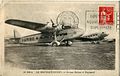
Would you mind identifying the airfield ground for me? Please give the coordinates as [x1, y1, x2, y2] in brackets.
[5, 42, 115, 70]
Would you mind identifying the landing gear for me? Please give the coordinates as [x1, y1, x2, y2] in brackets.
[51, 41, 60, 47]
[65, 41, 73, 46]
[51, 32, 61, 47]
[91, 41, 94, 44]
[96, 41, 100, 44]
[51, 31, 73, 46]
[91, 41, 100, 44]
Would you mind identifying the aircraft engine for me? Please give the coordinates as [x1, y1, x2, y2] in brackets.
[55, 24, 64, 31]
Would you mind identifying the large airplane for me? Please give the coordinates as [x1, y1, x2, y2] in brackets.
[5, 19, 85, 46]
[5, 12, 108, 46]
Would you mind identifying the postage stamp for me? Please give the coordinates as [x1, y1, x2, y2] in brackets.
[99, 6, 114, 25]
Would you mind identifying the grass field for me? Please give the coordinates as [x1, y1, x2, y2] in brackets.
[5, 42, 115, 70]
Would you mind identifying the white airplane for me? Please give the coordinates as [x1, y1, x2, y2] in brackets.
[5, 19, 85, 46]
[76, 32, 109, 44]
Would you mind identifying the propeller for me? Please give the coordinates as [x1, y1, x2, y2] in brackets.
[50, 19, 56, 27]
[50, 19, 65, 29]
[50, 19, 71, 30]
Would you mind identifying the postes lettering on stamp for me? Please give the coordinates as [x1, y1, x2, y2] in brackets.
[99, 6, 114, 25]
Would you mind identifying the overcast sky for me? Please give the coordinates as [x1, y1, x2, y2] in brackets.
[3, 1, 119, 38]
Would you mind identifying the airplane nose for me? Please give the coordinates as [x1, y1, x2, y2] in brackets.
[101, 32, 109, 36]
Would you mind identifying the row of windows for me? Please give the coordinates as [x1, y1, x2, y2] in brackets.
[21, 33, 68, 42]
[57, 33, 67, 36]
[21, 36, 39, 42]
[85, 34, 98, 38]
[21, 35, 53, 42]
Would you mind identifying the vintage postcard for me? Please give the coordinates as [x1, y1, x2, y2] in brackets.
[0, 1, 119, 76]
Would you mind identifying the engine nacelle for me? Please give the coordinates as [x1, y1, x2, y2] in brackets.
[54, 24, 72, 31]
[54, 24, 64, 31]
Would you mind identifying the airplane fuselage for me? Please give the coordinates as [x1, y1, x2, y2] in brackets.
[19, 28, 84, 45]
[76, 32, 108, 42]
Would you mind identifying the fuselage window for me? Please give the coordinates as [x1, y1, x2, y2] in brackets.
[40, 36, 45, 39]
[30, 37, 32, 41]
[32, 37, 34, 41]
[24, 39, 26, 42]
[36, 37, 39, 40]
[22, 39, 24, 42]
[59, 33, 67, 36]
[28, 38, 30, 41]
[26, 38, 29, 41]
[94, 34, 97, 36]
[22, 38, 25, 42]
[60, 34, 62, 36]
[63, 33, 67, 35]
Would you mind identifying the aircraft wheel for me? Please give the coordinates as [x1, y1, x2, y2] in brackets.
[66, 41, 72, 46]
[51, 41, 60, 47]
[91, 41, 100, 44]
[91, 41, 95, 44]
[96, 41, 100, 44]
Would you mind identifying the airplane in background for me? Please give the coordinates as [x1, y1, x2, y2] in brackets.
[76, 32, 109, 44]
[5, 11, 109, 46]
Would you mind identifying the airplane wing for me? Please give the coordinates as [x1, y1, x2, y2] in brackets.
[5, 19, 46, 31]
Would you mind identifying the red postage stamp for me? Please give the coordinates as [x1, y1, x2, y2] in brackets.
[99, 6, 114, 25]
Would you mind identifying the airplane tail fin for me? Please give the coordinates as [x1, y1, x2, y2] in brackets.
[13, 29, 21, 38]
[13, 29, 16, 38]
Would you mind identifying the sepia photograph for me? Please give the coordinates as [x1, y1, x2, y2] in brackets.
[4, 1, 119, 71]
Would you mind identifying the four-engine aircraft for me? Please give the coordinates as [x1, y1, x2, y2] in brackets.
[5, 19, 85, 46]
